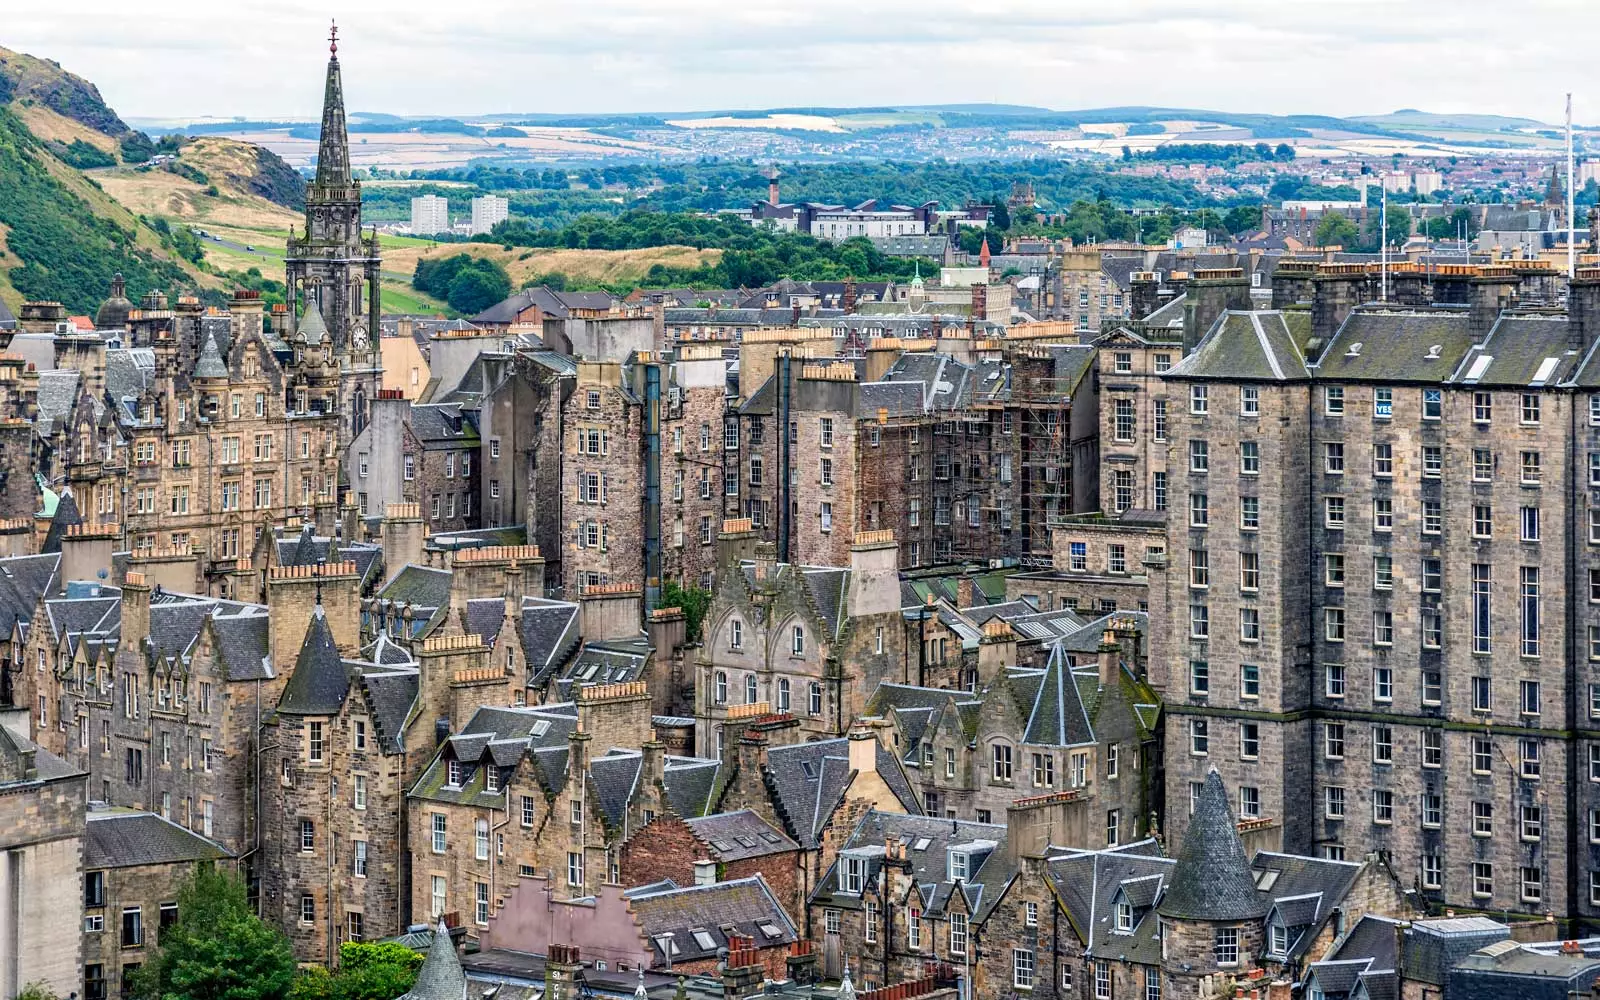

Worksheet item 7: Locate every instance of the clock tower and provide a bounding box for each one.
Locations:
[284,22,382,458]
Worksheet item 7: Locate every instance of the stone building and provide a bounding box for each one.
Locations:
[1156,261,1600,921]
[81,806,234,1000]
[283,27,384,455]
[826,770,1410,1000]
[730,343,1097,571]
[349,395,480,529]
[695,525,904,754]
[404,681,726,946]
[617,808,802,921]
[869,618,1161,838]
[0,723,86,1000]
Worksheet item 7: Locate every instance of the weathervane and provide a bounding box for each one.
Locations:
[329,19,338,55]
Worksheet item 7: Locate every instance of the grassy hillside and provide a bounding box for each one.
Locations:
[0,45,131,138]
[387,241,723,290]
[0,103,213,315]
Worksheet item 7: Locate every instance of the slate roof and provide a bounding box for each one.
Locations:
[276,606,350,715]
[35,370,82,433]
[0,297,14,330]
[762,738,921,850]
[359,668,419,753]
[399,920,468,1000]
[1452,314,1580,388]
[1048,841,1174,965]
[686,810,798,861]
[1398,917,1511,986]
[210,606,272,681]
[1020,644,1096,747]
[408,403,479,446]
[1158,769,1267,920]
[84,809,233,868]
[1309,310,1474,383]
[629,875,797,966]
[1165,311,1310,382]
[192,330,230,379]
[519,598,581,682]
[0,553,60,639]
[815,810,1011,920]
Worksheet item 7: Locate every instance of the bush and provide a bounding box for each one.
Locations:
[50,138,116,169]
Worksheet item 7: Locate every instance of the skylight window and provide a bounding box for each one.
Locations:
[692,930,717,950]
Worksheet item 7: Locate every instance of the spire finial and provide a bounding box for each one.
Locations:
[329,19,338,55]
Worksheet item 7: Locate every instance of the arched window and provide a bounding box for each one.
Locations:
[745,674,758,704]
[714,671,727,705]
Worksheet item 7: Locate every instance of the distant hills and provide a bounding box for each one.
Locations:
[133,103,1572,151]
[0,44,309,315]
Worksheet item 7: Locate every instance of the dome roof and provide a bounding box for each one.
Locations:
[95,274,134,330]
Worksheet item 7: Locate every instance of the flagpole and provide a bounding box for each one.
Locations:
[1569,93,1576,279]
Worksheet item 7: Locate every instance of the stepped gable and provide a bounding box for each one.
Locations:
[1158,768,1268,921]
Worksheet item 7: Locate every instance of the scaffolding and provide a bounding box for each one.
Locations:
[1010,347,1077,566]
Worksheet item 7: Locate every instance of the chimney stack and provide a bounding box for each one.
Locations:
[1310,264,1368,351]
[1570,267,1600,351]
[1183,268,1250,355]
[1469,266,1518,343]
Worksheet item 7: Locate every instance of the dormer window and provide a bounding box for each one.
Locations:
[840,855,865,893]
[949,851,970,881]
[1115,899,1134,932]
[446,758,463,788]
[1270,921,1288,957]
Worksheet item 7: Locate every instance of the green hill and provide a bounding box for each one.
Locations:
[0,44,232,314]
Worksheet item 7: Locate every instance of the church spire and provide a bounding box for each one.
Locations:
[314,20,352,189]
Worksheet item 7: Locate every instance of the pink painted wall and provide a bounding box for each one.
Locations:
[482,876,654,970]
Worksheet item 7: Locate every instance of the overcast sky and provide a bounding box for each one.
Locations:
[8,0,1597,123]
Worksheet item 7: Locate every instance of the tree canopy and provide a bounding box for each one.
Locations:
[134,864,297,1000]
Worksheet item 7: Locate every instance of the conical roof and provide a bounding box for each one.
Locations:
[276,606,350,716]
[40,489,82,555]
[193,331,229,380]
[314,34,352,189]
[295,301,329,345]
[398,921,467,1000]
[1157,768,1266,921]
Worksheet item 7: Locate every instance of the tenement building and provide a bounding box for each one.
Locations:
[1157,261,1600,923]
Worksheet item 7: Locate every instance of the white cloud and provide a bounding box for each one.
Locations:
[6,0,1594,123]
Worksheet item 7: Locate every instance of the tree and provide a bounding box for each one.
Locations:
[136,864,296,1000]
[1223,205,1262,236]
[290,942,422,1000]
[1313,213,1359,248]
[660,580,713,643]
[446,264,511,314]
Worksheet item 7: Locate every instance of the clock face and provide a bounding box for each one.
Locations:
[352,324,369,352]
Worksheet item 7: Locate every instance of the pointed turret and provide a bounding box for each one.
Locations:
[398,921,468,1000]
[295,300,330,345]
[192,330,229,380]
[277,605,351,716]
[314,21,352,190]
[1158,768,1266,921]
